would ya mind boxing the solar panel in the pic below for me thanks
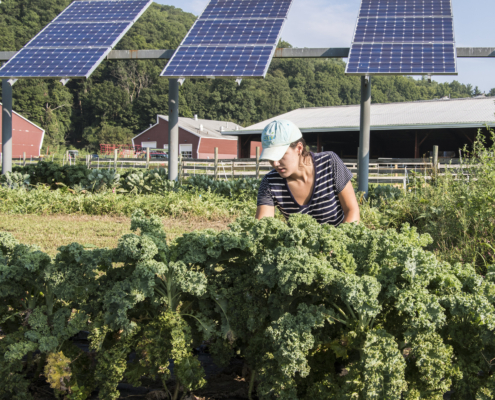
[346,0,457,75]
[0,0,152,79]
[161,0,293,79]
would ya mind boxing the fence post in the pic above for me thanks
[23,152,26,166]
[256,146,260,179]
[146,147,150,169]
[179,153,183,181]
[232,160,235,179]
[114,149,118,170]
[214,147,219,180]
[432,145,439,175]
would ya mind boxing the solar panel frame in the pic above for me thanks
[346,0,458,76]
[160,0,293,79]
[0,0,153,79]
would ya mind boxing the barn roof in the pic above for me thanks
[223,97,495,135]
[158,115,239,140]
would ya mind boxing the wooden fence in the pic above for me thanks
[4,149,467,189]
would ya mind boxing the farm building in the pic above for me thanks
[0,103,45,158]
[132,115,261,159]
[225,97,495,159]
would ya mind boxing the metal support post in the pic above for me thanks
[358,76,371,197]
[2,79,13,174]
[168,79,179,181]
[114,149,118,170]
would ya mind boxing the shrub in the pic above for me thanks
[0,171,30,189]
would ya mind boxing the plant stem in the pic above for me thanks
[248,370,257,400]
[172,379,180,400]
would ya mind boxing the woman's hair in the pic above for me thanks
[289,137,310,157]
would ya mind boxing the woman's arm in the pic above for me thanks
[338,181,360,223]
[256,205,275,220]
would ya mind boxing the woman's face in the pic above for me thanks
[269,142,304,178]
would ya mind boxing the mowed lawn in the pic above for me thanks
[0,214,231,256]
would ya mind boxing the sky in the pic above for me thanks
[156,0,495,93]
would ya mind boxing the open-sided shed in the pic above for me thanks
[225,97,495,159]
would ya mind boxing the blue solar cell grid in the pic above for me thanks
[346,43,456,74]
[165,46,273,77]
[201,0,291,19]
[355,17,454,43]
[28,23,129,48]
[0,48,107,78]
[183,19,284,46]
[161,0,293,78]
[346,0,457,75]
[55,0,151,22]
[359,0,452,17]
[0,0,153,79]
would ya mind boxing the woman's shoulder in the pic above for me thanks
[263,169,282,180]
[312,151,339,164]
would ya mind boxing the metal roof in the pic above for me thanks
[223,97,495,135]
[158,115,239,140]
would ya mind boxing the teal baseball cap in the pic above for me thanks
[260,120,303,161]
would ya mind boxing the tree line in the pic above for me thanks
[0,0,492,152]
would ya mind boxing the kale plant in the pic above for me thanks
[173,214,495,400]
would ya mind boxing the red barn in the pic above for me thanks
[0,103,45,158]
[132,115,260,159]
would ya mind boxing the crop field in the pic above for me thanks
[1,132,495,400]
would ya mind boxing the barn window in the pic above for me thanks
[180,144,193,159]
[141,141,157,149]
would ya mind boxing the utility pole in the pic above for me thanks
[1,79,13,174]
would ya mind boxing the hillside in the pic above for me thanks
[0,0,487,151]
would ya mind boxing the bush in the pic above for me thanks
[0,171,30,189]
[360,129,495,274]
[1,213,494,399]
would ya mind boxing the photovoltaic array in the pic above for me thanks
[346,0,457,75]
[0,0,152,79]
[161,0,293,79]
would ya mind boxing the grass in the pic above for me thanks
[0,186,256,220]
[0,214,232,256]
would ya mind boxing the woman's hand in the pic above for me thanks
[338,181,360,224]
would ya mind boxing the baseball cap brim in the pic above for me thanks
[260,144,290,161]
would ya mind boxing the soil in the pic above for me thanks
[28,333,251,400]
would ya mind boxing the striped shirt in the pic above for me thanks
[257,152,353,226]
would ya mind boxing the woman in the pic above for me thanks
[256,120,360,225]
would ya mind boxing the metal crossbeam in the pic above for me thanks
[1,47,495,61]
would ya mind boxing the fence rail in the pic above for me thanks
[3,151,468,189]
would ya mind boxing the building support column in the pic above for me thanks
[415,131,419,158]
[358,76,371,197]
[2,79,13,175]
[168,79,179,181]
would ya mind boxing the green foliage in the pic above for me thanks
[360,128,495,274]
[82,169,121,193]
[123,168,177,194]
[13,161,89,189]
[185,175,260,199]
[1,210,495,398]
[0,171,30,189]
[173,214,495,400]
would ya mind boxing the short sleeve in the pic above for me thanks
[257,176,275,206]
[330,153,353,193]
